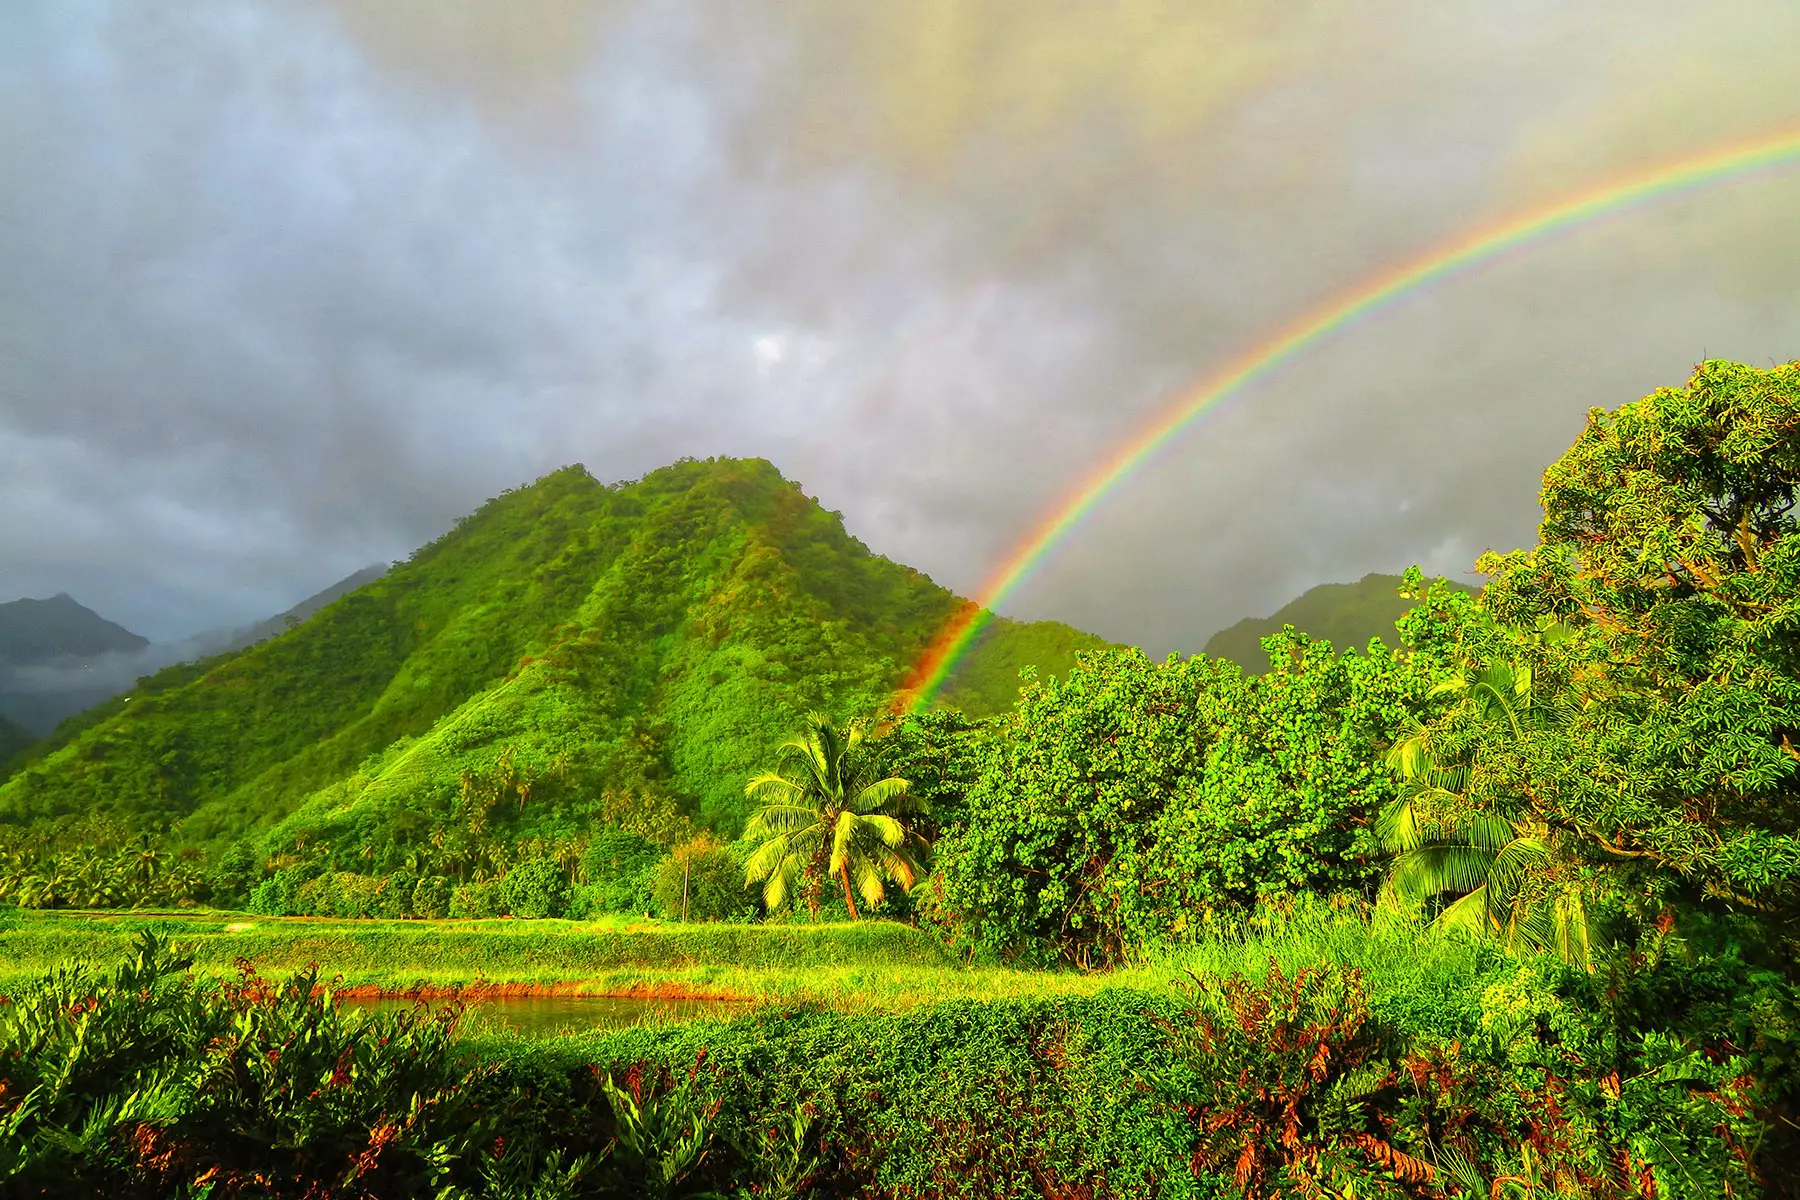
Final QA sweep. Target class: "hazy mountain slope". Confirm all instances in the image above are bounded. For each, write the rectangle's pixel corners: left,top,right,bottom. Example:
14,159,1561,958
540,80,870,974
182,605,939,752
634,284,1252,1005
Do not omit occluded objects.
0,595,152,734
225,565,390,651
936,616,1114,713
0,458,1103,847
0,714,32,773
1204,572,1478,673
0,594,148,663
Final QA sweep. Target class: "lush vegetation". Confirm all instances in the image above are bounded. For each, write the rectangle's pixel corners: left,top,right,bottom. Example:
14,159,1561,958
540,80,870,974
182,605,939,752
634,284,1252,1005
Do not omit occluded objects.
2,920,1791,1197
5,361,1800,1194
1203,572,1477,674
0,714,32,772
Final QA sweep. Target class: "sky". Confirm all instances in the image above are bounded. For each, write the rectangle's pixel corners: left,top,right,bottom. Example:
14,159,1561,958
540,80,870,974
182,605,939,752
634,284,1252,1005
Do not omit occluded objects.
3,1,1799,652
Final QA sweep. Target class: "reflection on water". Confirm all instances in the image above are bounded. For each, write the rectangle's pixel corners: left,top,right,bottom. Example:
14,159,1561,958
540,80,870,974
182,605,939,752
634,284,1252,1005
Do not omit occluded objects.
337,994,749,1037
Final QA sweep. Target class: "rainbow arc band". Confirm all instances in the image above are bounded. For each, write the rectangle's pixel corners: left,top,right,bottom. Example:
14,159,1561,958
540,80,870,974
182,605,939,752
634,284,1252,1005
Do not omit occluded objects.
902,127,1800,713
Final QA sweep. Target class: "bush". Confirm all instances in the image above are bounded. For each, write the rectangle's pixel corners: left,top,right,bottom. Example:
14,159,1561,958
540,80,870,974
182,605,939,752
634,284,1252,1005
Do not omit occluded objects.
249,862,318,917
931,638,1430,964
650,836,754,923
411,874,452,919
502,857,570,920
381,870,418,918
580,829,665,914
449,878,505,919
207,841,262,907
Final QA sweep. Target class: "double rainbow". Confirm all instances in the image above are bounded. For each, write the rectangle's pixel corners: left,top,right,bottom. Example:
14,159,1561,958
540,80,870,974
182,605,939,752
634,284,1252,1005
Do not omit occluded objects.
904,126,1800,712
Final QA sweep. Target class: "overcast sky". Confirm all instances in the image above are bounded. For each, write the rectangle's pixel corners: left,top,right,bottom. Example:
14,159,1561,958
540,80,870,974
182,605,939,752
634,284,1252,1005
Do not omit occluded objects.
3,1,1799,651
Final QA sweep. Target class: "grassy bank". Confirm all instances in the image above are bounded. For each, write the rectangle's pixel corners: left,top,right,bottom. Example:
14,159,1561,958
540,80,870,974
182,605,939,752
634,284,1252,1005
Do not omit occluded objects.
0,909,986,1000
0,905,1510,1022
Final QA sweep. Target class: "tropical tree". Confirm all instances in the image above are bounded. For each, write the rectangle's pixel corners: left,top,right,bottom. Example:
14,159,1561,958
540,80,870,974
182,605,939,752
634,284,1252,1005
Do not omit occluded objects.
1378,660,1598,967
742,713,923,920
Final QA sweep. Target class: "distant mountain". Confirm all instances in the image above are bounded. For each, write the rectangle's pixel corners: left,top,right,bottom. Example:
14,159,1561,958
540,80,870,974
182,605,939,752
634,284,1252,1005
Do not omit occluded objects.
0,568,391,737
0,458,1109,849
0,595,151,734
0,594,147,664
1204,572,1479,673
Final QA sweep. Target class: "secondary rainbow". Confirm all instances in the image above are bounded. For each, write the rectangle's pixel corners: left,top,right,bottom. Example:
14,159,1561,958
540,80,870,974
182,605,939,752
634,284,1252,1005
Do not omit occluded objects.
904,126,1800,711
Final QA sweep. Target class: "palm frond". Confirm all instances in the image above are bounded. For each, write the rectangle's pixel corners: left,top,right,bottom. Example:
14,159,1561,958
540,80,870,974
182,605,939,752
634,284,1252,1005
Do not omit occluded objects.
1486,836,1550,903
828,810,858,879
743,835,791,885
762,858,800,911
1460,812,1518,854
855,813,907,849
744,805,825,838
871,843,921,893
851,857,887,907
744,771,803,802
852,775,911,814
1433,886,1493,937
1552,888,1592,971
1375,798,1425,854
1389,844,1498,901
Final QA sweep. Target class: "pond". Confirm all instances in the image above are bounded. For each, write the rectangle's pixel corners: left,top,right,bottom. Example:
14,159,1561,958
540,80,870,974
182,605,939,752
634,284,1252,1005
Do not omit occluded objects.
337,994,752,1038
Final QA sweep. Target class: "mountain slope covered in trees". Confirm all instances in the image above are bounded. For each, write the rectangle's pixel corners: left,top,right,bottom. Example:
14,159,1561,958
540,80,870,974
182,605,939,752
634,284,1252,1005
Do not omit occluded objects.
0,458,1109,850
0,714,32,768
1204,571,1478,673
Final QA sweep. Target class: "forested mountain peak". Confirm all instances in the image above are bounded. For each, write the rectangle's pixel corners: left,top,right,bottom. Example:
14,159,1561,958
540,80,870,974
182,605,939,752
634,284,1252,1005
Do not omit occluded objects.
0,456,1108,852
0,594,148,664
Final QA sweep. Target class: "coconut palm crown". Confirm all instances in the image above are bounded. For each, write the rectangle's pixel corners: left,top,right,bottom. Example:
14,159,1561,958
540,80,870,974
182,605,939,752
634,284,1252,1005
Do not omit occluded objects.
742,712,924,920
1379,659,1597,969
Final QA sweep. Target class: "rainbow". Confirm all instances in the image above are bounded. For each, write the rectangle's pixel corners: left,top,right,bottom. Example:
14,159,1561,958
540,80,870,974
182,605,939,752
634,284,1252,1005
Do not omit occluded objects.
904,126,1800,711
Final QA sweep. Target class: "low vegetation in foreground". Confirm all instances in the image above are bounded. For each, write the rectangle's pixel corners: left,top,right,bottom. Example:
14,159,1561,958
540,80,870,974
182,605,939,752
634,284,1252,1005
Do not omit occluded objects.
4,360,1800,1196
1,912,1792,1198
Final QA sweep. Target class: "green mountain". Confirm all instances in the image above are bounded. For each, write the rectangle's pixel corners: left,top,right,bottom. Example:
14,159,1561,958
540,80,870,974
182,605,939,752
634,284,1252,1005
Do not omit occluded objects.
1204,572,1478,673
0,714,33,770
0,594,147,663
0,459,1109,855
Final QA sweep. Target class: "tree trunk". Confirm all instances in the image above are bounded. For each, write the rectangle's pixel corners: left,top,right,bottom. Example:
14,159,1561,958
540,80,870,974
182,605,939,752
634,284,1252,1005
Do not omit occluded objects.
839,865,860,922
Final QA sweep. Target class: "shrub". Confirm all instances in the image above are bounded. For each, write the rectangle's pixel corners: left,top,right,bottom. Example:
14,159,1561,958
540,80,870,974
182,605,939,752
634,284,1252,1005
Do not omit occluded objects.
411,874,452,919
580,829,665,913
449,878,505,919
651,836,753,923
503,857,570,920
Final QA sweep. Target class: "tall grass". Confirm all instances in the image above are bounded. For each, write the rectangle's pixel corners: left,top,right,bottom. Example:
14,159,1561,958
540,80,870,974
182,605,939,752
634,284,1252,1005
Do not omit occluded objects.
0,904,1509,1023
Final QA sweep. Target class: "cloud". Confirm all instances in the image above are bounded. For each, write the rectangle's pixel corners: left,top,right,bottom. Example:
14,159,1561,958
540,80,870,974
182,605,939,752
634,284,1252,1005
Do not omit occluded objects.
2,0,1798,654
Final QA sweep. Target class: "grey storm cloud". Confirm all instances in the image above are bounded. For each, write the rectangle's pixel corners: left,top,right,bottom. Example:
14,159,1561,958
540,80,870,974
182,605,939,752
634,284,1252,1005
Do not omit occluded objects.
2,0,1799,653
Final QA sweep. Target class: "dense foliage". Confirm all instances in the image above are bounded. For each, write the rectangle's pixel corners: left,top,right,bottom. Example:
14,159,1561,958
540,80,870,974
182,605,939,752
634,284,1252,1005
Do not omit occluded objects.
920,622,1454,964
1,928,1791,1197
1378,360,1800,956
0,715,34,775
1204,572,1477,674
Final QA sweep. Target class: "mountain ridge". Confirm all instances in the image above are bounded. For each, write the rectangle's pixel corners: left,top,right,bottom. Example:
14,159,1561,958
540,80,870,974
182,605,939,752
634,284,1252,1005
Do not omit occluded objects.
0,458,1111,852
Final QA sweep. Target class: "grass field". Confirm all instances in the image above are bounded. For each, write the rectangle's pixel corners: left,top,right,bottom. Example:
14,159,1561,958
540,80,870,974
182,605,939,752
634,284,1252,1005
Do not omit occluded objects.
0,904,1508,1026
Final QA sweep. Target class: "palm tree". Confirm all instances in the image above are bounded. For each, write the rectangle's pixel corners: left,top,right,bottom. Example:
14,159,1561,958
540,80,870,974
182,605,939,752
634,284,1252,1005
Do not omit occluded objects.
742,713,924,920
1379,661,1595,968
